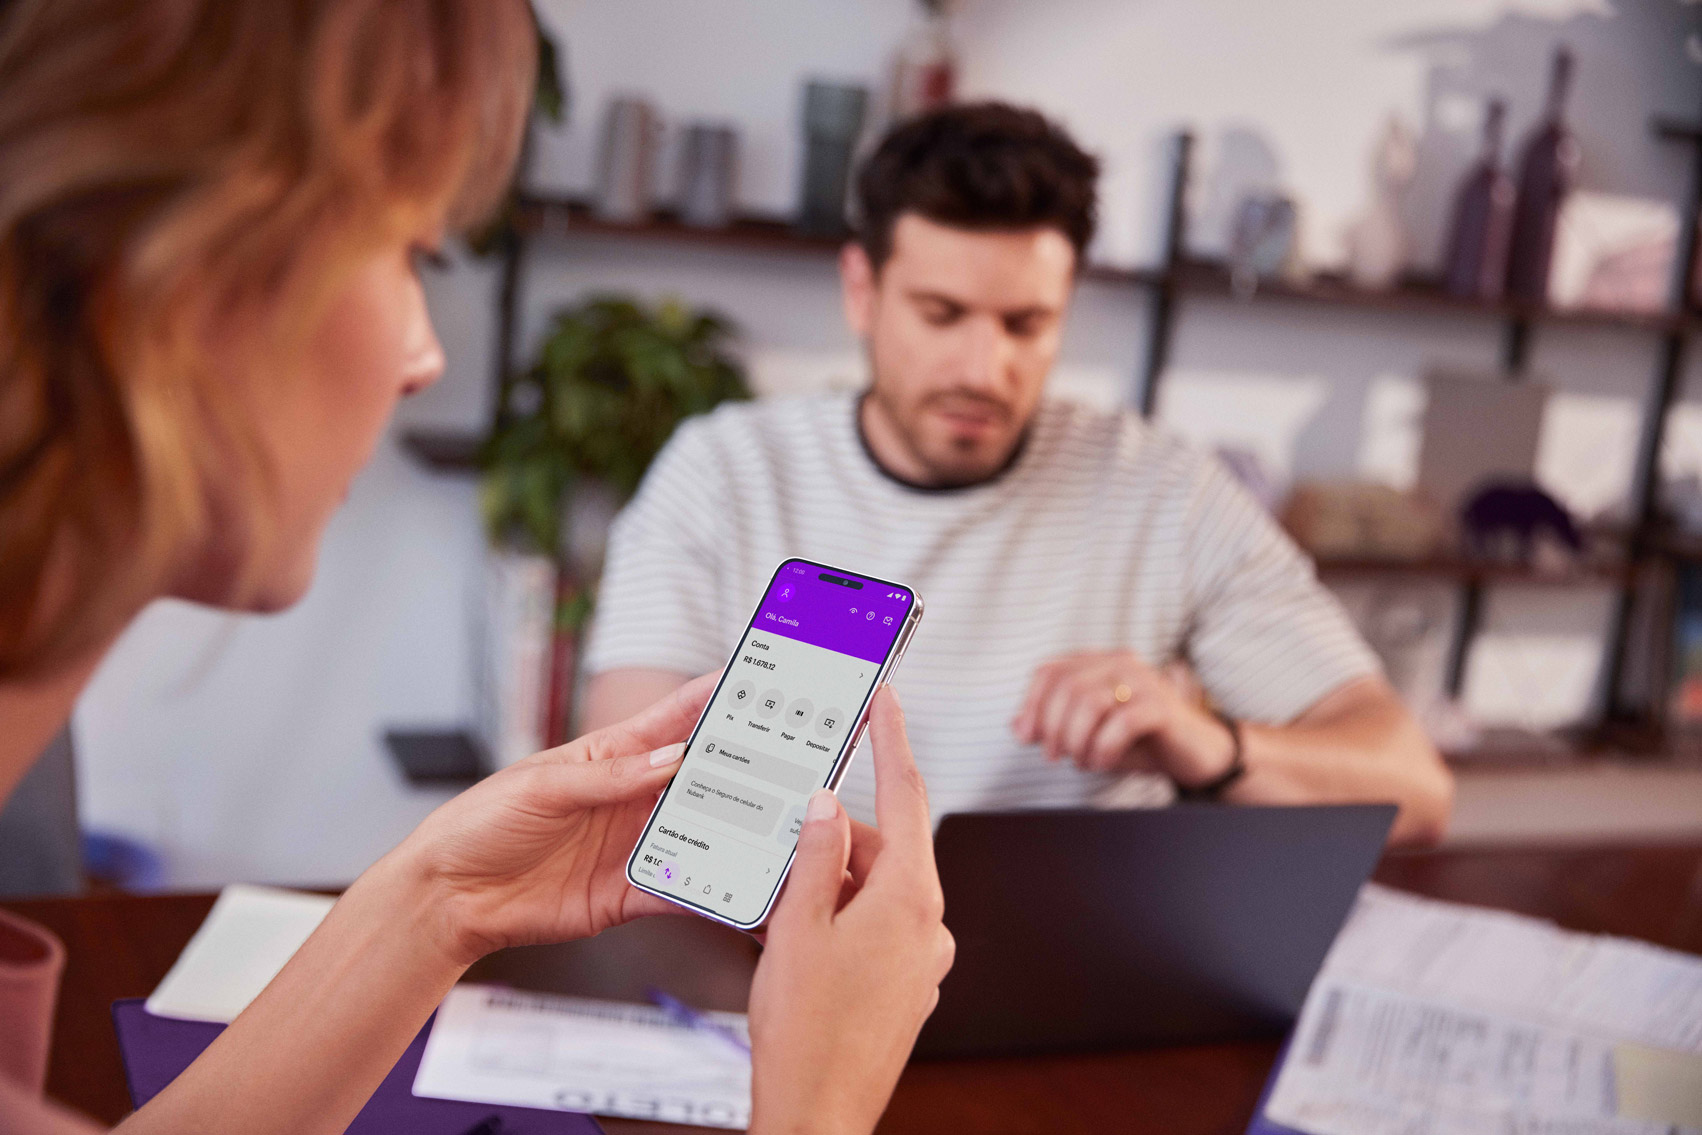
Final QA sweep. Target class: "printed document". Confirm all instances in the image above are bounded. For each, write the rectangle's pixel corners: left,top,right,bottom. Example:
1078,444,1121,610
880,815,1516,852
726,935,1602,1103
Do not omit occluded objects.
1264,884,1702,1135
413,984,751,1129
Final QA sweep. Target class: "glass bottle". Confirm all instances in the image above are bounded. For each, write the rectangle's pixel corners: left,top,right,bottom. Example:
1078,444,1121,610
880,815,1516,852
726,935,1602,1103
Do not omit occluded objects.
1504,47,1581,304
1441,99,1516,300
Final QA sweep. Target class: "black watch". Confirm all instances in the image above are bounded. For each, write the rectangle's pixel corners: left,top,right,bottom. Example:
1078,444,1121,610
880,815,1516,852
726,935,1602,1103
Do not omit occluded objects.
1174,713,1245,801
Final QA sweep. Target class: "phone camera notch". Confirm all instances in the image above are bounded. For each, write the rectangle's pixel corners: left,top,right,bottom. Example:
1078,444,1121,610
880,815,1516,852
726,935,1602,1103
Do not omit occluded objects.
818,573,864,590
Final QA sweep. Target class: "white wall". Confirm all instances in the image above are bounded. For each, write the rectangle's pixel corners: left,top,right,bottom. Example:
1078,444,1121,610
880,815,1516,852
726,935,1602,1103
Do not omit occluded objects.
75,0,1702,887
75,441,481,887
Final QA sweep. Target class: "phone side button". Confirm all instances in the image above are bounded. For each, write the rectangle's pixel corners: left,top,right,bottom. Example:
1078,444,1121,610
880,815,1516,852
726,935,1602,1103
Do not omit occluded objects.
826,721,869,792
893,620,917,662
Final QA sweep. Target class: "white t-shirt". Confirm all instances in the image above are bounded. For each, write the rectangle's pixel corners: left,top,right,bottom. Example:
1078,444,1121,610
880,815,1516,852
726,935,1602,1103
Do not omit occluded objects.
583,392,1380,824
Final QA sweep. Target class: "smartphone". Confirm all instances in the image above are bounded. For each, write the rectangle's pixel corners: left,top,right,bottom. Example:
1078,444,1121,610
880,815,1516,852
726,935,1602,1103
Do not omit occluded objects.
626,557,923,930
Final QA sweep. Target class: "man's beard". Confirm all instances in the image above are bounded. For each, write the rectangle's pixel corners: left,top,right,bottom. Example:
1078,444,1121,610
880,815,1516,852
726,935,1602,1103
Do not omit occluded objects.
867,382,1027,489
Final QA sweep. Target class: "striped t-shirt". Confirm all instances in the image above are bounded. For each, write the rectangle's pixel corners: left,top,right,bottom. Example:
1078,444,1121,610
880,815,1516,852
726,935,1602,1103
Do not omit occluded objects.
583,392,1380,825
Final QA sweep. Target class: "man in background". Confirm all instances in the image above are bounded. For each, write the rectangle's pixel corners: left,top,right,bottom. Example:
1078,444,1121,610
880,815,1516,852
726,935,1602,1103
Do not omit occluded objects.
582,102,1452,845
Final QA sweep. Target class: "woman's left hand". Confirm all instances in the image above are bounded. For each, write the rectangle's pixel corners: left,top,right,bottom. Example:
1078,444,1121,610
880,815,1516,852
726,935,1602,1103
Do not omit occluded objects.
397,673,716,967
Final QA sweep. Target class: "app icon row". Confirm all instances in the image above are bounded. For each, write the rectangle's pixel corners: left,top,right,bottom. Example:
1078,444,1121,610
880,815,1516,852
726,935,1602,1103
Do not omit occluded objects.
659,862,734,905
728,680,844,738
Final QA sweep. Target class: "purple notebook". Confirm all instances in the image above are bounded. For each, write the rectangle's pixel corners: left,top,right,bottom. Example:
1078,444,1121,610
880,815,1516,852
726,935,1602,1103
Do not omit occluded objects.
112,999,603,1134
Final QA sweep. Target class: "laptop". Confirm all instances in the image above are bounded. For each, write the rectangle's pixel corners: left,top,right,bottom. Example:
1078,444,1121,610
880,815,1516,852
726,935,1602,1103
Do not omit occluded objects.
911,802,1395,1059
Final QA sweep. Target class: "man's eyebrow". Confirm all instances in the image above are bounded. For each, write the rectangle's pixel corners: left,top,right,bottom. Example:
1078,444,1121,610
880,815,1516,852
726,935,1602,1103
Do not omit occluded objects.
904,289,1059,319
905,288,969,308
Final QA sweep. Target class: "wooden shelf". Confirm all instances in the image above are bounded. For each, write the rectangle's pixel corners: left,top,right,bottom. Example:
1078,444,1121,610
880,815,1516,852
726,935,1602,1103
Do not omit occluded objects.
1314,554,1629,588
502,197,1687,333
1652,530,1702,563
399,428,481,473
511,193,1164,286
513,194,847,256
1443,728,1605,768
1168,259,1695,335
1440,723,1702,768
1653,117,1702,144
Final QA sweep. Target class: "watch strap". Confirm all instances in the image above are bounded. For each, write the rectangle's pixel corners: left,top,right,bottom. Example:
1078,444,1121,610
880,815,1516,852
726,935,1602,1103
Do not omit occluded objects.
1174,713,1246,801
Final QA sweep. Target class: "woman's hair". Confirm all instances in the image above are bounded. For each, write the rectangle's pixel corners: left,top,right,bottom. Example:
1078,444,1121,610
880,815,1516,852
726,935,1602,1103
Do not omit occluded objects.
0,0,534,678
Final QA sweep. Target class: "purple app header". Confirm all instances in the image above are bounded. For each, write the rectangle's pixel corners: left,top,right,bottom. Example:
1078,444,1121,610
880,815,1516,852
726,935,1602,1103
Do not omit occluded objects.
750,560,913,664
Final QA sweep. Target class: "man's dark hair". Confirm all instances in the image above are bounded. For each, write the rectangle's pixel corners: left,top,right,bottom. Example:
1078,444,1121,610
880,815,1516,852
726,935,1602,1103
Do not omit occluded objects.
853,101,1100,271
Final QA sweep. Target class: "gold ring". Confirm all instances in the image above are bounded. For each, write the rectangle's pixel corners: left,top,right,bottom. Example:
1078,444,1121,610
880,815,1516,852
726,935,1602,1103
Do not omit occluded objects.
1113,683,1133,704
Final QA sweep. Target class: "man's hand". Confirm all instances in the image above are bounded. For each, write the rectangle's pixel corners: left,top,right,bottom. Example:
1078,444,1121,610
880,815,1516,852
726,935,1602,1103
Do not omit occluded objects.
1012,650,1236,788
1015,658,1454,847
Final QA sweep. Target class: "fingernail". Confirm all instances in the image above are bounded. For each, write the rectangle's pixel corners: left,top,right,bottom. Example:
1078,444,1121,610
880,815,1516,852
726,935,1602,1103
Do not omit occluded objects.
649,742,686,767
805,789,838,823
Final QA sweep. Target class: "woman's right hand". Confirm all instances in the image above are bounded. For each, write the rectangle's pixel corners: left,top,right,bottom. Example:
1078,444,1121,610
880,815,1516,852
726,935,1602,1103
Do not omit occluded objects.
746,686,955,1135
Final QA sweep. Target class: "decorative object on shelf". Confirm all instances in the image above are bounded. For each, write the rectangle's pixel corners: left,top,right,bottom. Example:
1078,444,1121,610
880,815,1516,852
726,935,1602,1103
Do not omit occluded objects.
1669,563,1702,725
1227,193,1299,297
593,96,661,224
1192,128,1282,262
676,122,740,229
1337,584,1469,749
1504,46,1581,304
1664,472,1702,537
474,548,558,768
1459,481,1583,570
533,18,569,126
1415,369,1548,519
1345,116,1417,290
1283,482,1445,561
1441,98,1515,300
1548,192,1678,314
890,0,958,119
1360,589,1449,705
796,80,869,237
1417,697,1483,758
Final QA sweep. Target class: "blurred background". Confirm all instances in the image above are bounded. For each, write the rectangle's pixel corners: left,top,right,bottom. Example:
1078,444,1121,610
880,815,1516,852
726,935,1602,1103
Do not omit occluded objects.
24,0,1701,892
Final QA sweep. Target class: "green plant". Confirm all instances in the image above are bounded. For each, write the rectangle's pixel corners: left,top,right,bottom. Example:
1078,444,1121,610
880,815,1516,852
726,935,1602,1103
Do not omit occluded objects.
480,295,750,557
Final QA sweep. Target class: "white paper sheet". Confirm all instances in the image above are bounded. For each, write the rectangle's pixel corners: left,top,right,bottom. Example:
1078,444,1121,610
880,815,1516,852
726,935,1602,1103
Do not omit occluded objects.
1319,885,1702,1052
146,884,336,1023
413,984,752,1129
1263,885,1702,1135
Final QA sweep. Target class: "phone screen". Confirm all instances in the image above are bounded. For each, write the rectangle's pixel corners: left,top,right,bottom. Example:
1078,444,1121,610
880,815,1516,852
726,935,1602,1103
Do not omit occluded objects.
627,558,918,928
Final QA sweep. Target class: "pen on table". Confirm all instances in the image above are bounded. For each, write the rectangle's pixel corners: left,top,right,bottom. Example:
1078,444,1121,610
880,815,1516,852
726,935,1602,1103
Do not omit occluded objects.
458,1116,502,1135
646,986,752,1056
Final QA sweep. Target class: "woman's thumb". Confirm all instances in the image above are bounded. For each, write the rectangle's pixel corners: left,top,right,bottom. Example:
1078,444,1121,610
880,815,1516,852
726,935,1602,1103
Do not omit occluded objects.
771,789,849,929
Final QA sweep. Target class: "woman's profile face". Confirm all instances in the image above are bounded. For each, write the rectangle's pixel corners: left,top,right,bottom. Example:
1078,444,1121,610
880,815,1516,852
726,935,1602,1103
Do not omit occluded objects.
176,229,447,612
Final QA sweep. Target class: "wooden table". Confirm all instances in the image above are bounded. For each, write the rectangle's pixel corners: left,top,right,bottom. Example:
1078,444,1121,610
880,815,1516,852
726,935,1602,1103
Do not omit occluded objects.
7,843,1701,1134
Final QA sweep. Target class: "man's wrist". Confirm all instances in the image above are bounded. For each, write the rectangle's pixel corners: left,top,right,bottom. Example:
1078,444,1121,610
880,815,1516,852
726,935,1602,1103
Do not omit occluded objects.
1173,712,1246,799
